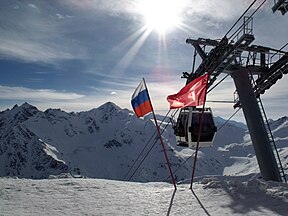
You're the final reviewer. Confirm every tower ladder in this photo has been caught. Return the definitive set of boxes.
[256,96,287,182]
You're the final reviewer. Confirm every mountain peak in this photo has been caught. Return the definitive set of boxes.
[11,102,38,111]
[9,102,39,122]
[19,102,37,110]
[97,101,121,112]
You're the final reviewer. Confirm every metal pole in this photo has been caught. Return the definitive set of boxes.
[143,78,177,189]
[232,68,281,182]
[190,74,209,189]
[189,106,205,189]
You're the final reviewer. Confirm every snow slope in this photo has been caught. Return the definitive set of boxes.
[0,176,287,216]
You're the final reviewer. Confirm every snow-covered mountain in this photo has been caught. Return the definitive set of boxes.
[0,102,287,182]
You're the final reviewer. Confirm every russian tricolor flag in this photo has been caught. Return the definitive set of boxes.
[131,80,153,118]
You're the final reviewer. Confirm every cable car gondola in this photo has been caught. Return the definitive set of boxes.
[173,107,217,148]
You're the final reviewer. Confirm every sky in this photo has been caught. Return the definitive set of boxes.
[0,0,287,122]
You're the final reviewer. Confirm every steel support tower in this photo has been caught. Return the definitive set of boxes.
[183,15,288,181]
[232,68,281,181]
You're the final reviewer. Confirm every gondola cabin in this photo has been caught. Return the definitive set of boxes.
[173,107,217,148]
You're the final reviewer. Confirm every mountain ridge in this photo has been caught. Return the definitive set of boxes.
[0,102,287,181]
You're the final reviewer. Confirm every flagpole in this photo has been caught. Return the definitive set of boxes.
[143,78,177,190]
[189,74,209,190]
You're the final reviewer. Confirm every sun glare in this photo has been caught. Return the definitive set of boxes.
[138,0,185,35]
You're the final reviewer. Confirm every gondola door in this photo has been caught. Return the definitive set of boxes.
[188,107,217,148]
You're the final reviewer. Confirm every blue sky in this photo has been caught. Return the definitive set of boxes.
[0,0,287,122]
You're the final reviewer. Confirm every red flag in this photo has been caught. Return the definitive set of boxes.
[167,74,208,109]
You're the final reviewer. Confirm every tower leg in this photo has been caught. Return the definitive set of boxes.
[232,68,281,182]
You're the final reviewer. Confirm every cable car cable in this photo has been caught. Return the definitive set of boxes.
[125,109,179,181]
[217,108,242,131]
[122,130,157,181]
[225,0,257,37]
[164,149,199,182]
[122,110,172,181]
[207,74,230,94]
[206,100,234,103]
[127,110,176,181]
[226,0,266,40]
[122,129,157,181]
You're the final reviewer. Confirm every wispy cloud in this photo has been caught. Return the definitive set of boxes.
[0,84,132,113]
[28,3,38,9]
[0,38,80,63]
[0,1,89,65]
[184,0,260,21]
[0,85,84,101]
[61,0,139,15]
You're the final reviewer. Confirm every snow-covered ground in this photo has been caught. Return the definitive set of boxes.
[0,175,287,216]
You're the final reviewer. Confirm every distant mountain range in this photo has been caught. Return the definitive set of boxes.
[0,102,287,182]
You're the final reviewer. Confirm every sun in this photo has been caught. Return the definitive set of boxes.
[138,0,185,35]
